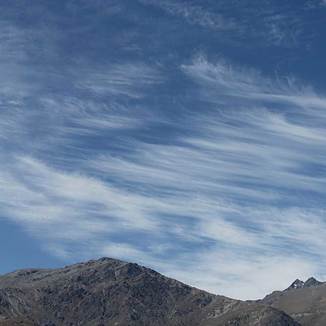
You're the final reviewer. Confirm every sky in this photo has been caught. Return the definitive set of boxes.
[1,0,326,300]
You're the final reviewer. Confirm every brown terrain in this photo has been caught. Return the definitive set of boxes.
[261,277,326,326]
[0,257,318,325]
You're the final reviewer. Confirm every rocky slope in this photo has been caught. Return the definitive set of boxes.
[0,257,298,326]
[261,277,326,326]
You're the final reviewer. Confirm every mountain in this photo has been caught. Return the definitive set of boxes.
[286,278,323,291]
[0,257,298,326]
[261,277,326,326]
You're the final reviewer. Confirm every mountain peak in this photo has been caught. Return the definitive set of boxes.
[304,277,323,287]
[288,279,304,290]
[287,277,323,290]
[0,257,299,326]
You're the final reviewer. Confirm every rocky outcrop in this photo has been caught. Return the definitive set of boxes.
[261,277,326,326]
[0,257,299,325]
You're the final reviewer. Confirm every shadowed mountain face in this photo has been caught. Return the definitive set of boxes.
[0,258,298,326]
[261,277,326,326]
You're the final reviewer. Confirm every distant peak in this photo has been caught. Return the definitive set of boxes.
[288,279,304,290]
[304,277,323,287]
[287,277,323,290]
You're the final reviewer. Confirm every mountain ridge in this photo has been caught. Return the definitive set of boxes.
[261,276,326,326]
[0,257,300,326]
[286,277,323,291]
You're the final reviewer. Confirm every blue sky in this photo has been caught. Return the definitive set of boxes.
[1,0,326,299]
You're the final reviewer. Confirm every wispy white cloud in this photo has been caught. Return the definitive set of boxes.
[1,3,326,300]
[304,0,326,9]
[77,57,326,298]
[169,250,316,299]
[4,55,326,299]
[139,0,308,47]
[76,63,162,99]
[139,0,236,31]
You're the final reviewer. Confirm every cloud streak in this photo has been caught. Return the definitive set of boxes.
[2,54,326,298]
[139,0,310,47]
[139,0,236,31]
[1,1,326,300]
